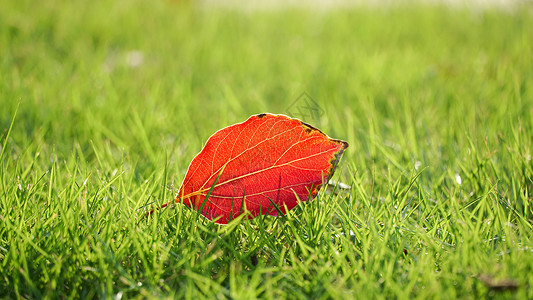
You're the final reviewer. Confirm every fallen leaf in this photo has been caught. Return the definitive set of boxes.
[478,274,519,292]
[166,113,348,224]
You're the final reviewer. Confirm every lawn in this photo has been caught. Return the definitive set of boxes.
[1,0,532,298]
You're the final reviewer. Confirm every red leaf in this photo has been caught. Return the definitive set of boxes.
[176,113,348,224]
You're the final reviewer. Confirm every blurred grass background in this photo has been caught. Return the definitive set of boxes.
[1,0,532,298]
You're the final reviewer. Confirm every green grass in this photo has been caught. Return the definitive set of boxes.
[1,0,533,298]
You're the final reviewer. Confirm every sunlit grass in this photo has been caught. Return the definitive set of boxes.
[1,1,532,298]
